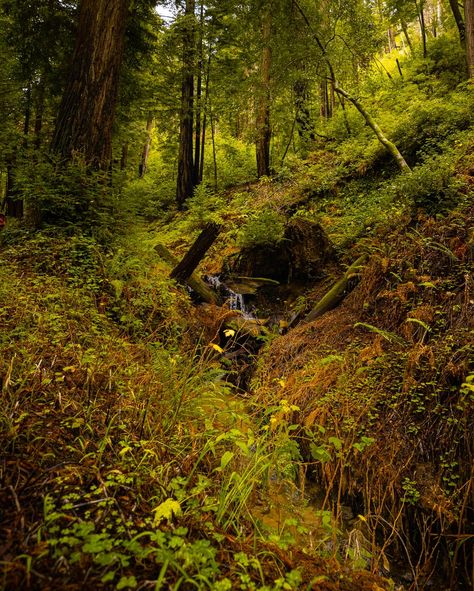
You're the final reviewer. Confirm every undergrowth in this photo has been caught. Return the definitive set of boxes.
[0,232,391,591]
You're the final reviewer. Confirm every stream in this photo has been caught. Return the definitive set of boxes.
[203,275,413,590]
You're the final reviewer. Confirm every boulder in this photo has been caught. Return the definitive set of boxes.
[227,218,336,283]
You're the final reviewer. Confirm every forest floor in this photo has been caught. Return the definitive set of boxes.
[1,117,474,590]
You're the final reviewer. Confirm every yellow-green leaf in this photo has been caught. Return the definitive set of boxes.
[153,498,181,526]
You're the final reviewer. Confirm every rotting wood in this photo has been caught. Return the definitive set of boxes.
[303,254,368,323]
[154,242,217,304]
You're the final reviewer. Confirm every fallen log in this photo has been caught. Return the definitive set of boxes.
[154,242,218,304]
[170,222,221,284]
[303,254,368,323]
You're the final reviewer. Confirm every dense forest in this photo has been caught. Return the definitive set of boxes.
[0,0,473,590]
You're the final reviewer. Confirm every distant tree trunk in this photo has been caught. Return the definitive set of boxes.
[465,0,474,78]
[210,104,218,191]
[416,0,428,57]
[448,0,466,47]
[256,4,272,178]
[401,19,413,51]
[320,76,333,119]
[51,0,128,168]
[193,1,204,185]
[33,81,45,150]
[23,84,32,148]
[5,159,23,218]
[199,49,212,183]
[294,79,315,143]
[176,0,196,209]
[121,143,128,171]
[139,113,153,177]
[388,27,397,51]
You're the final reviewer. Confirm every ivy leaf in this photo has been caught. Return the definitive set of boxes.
[153,498,182,526]
[328,436,343,451]
[117,575,137,589]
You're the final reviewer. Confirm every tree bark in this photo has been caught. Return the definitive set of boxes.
[139,112,153,177]
[465,0,474,78]
[256,4,272,178]
[154,243,218,304]
[170,222,221,284]
[193,1,204,185]
[51,0,129,168]
[121,143,128,171]
[401,19,413,52]
[294,79,315,143]
[199,49,212,183]
[416,0,428,57]
[448,0,466,47]
[33,82,45,150]
[176,0,196,209]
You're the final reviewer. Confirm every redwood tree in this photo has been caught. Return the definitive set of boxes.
[466,0,474,78]
[176,0,196,209]
[51,0,129,168]
[256,2,272,178]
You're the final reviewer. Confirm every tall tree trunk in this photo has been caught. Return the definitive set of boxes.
[448,0,466,46]
[139,112,153,177]
[294,79,315,143]
[121,143,128,171]
[416,0,428,57]
[193,1,204,185]
[256,4,272,178]
[51,0,128,168]
[401,19,413,51]
[465,0,474,78]
[176,0,196,209]
[5,158,23,218]
[199,48,212,183]
[33,81,45,150]
[23,84,32,148]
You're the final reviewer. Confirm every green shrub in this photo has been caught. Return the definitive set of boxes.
[186,182,226,228]
[238,209,286,248]
[390,152,463,213]
[15,155,122,241]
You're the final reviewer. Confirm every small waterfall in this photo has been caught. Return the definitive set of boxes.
[205,275,255,319]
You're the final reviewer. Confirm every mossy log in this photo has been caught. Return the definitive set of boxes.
[303,254,368,323]
[154,243,218,304]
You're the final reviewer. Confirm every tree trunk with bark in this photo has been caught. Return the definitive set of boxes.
[176,0,196,209]
[154,243,218,304]
[139,113,153,177]
[448,0,466,47]
[170,222,221,284]
[50,0,129,168]
[256,5,272,178]
[294,79,315,143]
[465,0,474,78]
